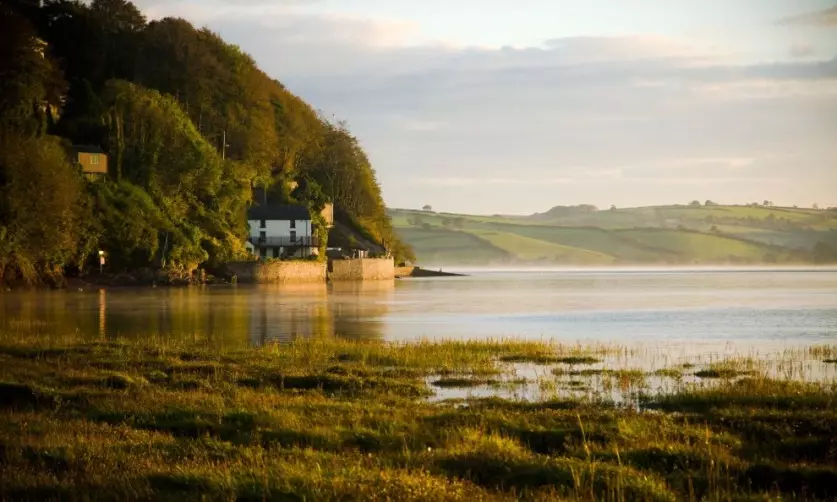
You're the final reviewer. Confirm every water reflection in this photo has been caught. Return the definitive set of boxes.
[330,280,395,341]
[0,281,396,347]
[250,283,331,345]
[1,270,835,349]
[98,289,106,339]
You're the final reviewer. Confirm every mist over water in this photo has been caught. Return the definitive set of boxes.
[2,268,834,352]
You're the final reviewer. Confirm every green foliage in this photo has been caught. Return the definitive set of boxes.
[134,16,322,183]
[0,7,66,137]
[0,135,90,285]
[292,120,413,262]
[1,0,407,282]
[99,80,249,271]
[293,177,329,257]
[89,181,164,270]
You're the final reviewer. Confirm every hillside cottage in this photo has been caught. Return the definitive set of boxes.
[246,204,319,259]
[72,145,108,180]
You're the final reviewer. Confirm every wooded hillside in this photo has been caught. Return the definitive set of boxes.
[0,0,411,286]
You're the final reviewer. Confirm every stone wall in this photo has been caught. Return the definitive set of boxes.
[329,258,394,281]
[226,260,326,284]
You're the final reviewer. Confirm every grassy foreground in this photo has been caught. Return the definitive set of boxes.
[1,336,836,501]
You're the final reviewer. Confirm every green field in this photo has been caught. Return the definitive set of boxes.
[390,205,837,266]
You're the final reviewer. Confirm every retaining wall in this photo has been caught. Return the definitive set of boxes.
[226,260,326,284]
[329,258,394,281]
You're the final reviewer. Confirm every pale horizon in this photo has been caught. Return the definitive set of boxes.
[135,0,837,214]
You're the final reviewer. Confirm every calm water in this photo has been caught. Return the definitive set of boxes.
[1,269,835,350]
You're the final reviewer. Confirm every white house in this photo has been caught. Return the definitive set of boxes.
[246,204,318,259]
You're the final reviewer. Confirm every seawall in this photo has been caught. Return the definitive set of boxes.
[329,258,394,281]
[226,261,326,284]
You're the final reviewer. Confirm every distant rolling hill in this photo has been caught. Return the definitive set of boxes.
[389,204,837,266]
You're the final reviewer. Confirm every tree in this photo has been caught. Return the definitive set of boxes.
[704,200,717,206]
[91,0,146,33]
[422,205,432,212]
[0,134,90,285]
[0,7,67,137]
[90,181,166,270]
[98,79,249,272]
[2,0,413,275]
[292,176,329,257]
[689,200,701,207]
[297,120,411,263]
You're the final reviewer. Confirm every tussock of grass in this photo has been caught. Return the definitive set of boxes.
[694,368,755,379]
[652,368,684,378]
[437,432,676,501]
[500,354,601,365]
[0,336,835,501]
[432,378,498,388]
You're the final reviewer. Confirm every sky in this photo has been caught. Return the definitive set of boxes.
[134,0,837,214]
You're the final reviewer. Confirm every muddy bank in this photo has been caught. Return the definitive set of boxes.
[396,266,466,278]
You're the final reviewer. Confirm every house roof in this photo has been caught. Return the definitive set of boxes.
[248,203,310,221]
[72,145,106,154]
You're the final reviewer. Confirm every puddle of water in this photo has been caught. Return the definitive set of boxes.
[427,345,837,405]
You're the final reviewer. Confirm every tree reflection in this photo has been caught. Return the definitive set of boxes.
[0,281,397,347]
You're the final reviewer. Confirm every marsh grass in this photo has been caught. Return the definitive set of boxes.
[0,334,835,501]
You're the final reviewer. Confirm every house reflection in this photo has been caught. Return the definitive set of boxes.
[248,281,395,345]
[249,283,330,346]
[328,280,395,341]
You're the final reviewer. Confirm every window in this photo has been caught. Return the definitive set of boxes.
[90,154,99,165]
[260,219,266,229]
[272,247,279,258]
[259,231,266,244]
[290,231,297,242]
[290,219,296,229]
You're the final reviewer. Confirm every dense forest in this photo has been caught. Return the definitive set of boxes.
[0,0,412,286]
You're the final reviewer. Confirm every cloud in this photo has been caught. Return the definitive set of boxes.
[790,41,815,58]
[669,157,755,169]
[777,5,837,27]
[128,1,837,212]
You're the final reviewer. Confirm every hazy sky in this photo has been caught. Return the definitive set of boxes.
[135,0,837,214]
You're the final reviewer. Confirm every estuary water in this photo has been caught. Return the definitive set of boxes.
[1,268,834,352]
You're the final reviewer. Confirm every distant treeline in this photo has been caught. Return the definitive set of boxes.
[0,0,412,286]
